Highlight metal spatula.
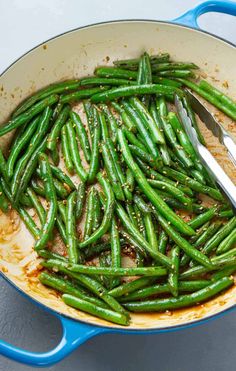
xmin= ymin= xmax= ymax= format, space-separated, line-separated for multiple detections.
xmin=175 ymin=91 xmax=236 ymax=213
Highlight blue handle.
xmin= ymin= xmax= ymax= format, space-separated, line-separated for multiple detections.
xmin=0 ymin=315 xmax=107 ymax=367
xmin=174 ymin=0 xmax=236 ymax=28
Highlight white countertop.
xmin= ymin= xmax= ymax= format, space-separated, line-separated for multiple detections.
xmin=1 ymin=1 xmax=236 ymax=370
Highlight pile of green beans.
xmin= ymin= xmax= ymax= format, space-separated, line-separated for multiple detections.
xmin=0 ymin=51 xmax=235 ymax=326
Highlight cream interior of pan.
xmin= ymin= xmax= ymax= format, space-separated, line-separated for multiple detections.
xmin=0 ymin=21 xmax=236 ymax=330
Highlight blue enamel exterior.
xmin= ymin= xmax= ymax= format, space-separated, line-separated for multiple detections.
xmin=1 ymin=1 xmax=236 ymax=366
xmin=173 ymin=0 xmax=236 ymax=28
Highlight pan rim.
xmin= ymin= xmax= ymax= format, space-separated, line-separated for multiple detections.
xmin=0 ymin=18 xmax=235 ymax=79
xmin=1 ymin=18 xmax=236 ymax=332
xmin=2 ymin=270 xmax=236 ymax=332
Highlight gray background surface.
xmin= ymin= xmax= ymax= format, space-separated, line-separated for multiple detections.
xmin=1 ymin=1 xmax=236 ymax=370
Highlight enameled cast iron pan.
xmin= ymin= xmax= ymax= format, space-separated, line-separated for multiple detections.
xmin=1 ymin=1 xmax=236 ymax=366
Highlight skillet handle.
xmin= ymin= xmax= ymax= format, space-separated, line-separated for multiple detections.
xmin=0 ymin=315 xmax=108 ymax=367
xmin=173 ymin=0 xmax=236 ymax=28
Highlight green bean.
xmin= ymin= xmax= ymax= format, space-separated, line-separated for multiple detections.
xmin=0 ymin=95 xmax=58 ymax=137
xmin=58 ymin=201 xmax=66 ymax=224
xmin=50 ymin=164 xmax=76 ymax=191
xmin=199 ymin=80 xmax=236 ymax=114
xmin=113 ymin=53 xmax=170 ymax=70
xmin=79 ymin=173 xmax=115 ymax=248
xmin=60 ymin=87 xmax=109 ymax=104
xmin=83 ymin=239 xmax=126 ymax=260
xmin=147 ymin=179 xmax=193 ymax=210
xmin=143 ymin=52 xmax=152 ymax=83
xmin=180 ymin=221 xmax=211 ymax=267
xmin=218 ymin=209 xmax=234 ymax=218
xmin=11 ymin=108 xmax=52 ymax=197
xmin=189 ymin=207 xmax=218 ymax=229
xmin=34 ymin=153 xmax=57 ymax=251
xmin=56 ymin=215 xmax=67 ymax=245
xmin=39 ymin=272 xmax=108 ymax=309
xmin=51 ymin=100 xmax=64 ymax=121
xmin=155 ymin=189 xmax=205 ymax=214
xmin=14 ymin=135 xmax=48 ymax=203
xmin=116 ymin=202 xmax=171 ymax=268
xmin=122 ymin=101 xmax=162 ymax=166
xmin=109 ymin=277 xmax=156 ymax=298
xmin=26 ymin=187 xmax=46 ymax=224
xmin=153 ymin=62 xmax=198 ymax=72
xmin=62 ymin=294 xmax=129 ymax=326
xmin=167 ymin=112 xmax=196 ymax=158
xmin=0 ymin=148 xmax=8 ymax=183
xmin=144 ymin=213 xmax=158 ymax=252
xmin=91 ymin=84 xmax=178 ymax=103
xmin=92 ymin=190 xmax=101 ymax=232
xmin=190 ymin=169 xmax=206 ymax=185
xmin=180 ymin=93 xmax=206 ymax=145
xmin=180 ymin=254 xmax=236 ymax=279
xmin=95 ymin=67 xmax=137 ymax=80
xmin=66 ymin=191 xmax=78 ymax=263
xmin=66 ymin=120 xmax=88 ymax=182
xmin=83 ymin=187 xmax=96 ymax=240
xmin=111 ymin=218 xmax=121 ymax=269
xmin=136 ymin=158 xmax=193 ymax=196
xmin=122 ymin=127 xmax=146 ymax=151
xmin=18 ymin=207 xmax=40 ymax=238
xmin=129 ymin=145 xmax=156 ymax=167
xmin=83 ymin=100 xmax=94 ymax=136
xmin=61 ymin=125 xmax=74 ymax=173
xmin=168 ymin=246 xmax=180 ymax=297
xmin=51 ymin=147 xmax=60 ymax=166
xmin=41 ymin=259 xmax=128 ymax=315
xmin=75 ymin=183 xmax=86 ymax=221
xmin=126 ymin=168 xmax=135 ymax=193
xmin=194 ymin=221 xmax=222 ymax=248
xmin=36 ymin=168 xmax=69 ymax=199
xmin=126 ymin=203 xmax=138 ymax=227
xmin=211 ymin=266 xmax=236 ymax=281
xmin=111 ymin=102 xmax=136 ymax=132
xmin=124 ymin=277 xmax=233 ymax=312
xmin=216 ymin=228 xmax=236 ymax=255
xmin=119 ymin=229 xmax=147 ymax=259
xmin=153 ymin=76 xmax=182 ymax=87
xmin=158 ymin=230 xmax=168 ymax=254
xmin=12 ymin=80 xmax=81 ymax=117
xmin=202 ymin=217 xmax=236 ymax=255
xmin=99 ymin=251 xmax=119 ymax=290
xmin=38 ymin=249 xmax=68 ymax=261
xmin=160 ymin=166 xmax=223 ymax=201
xmin=130 ymin=97 xmax=164 ymax=144
xmin=45 ymin=258 xmax=167 ymax=277
xmin=101 ymin=142 xmax=125 ymax=201
xmin=137 ymin=55 xmax=145 ymax=85
xmin=79 ymin=77 xmax=137 ymax=86
xmin=157 ymin=98 xmax=194 ymax=168
xmin=106 ymin=139 xmax=132 ymax=201
xmin=156 ymin=213 xmax=212 ymax=268
xmin=133 ymin=204 xmax=147 ymax=239
xmin=157 ymin=70 xmax=195 ymax=78
xmin=0 ymin=184 xmax=9 ymax=213
xmin=47 ymin=105 xmax=70 ymax=152
xmin=149 ymin=100 xmax=171 ymax=165
xmin=88 ymin=109 xmax=101 ymax=183
xmin=6 ymin=118 xmax=38 ymax=179
xmin=118 ymin=129 xmax=195 ymax=236
xmin=100 ymin=104 xmax=119 ymax=143
xmin=69 ymin=110 xmax=91 ymax=163
xmin=178 ymin=79 xmax=236 ymax=121
xmin=181 ymin=221 xmax=222 ymax=268
xmin=120 ymin=280 xmax=214 ymax=302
